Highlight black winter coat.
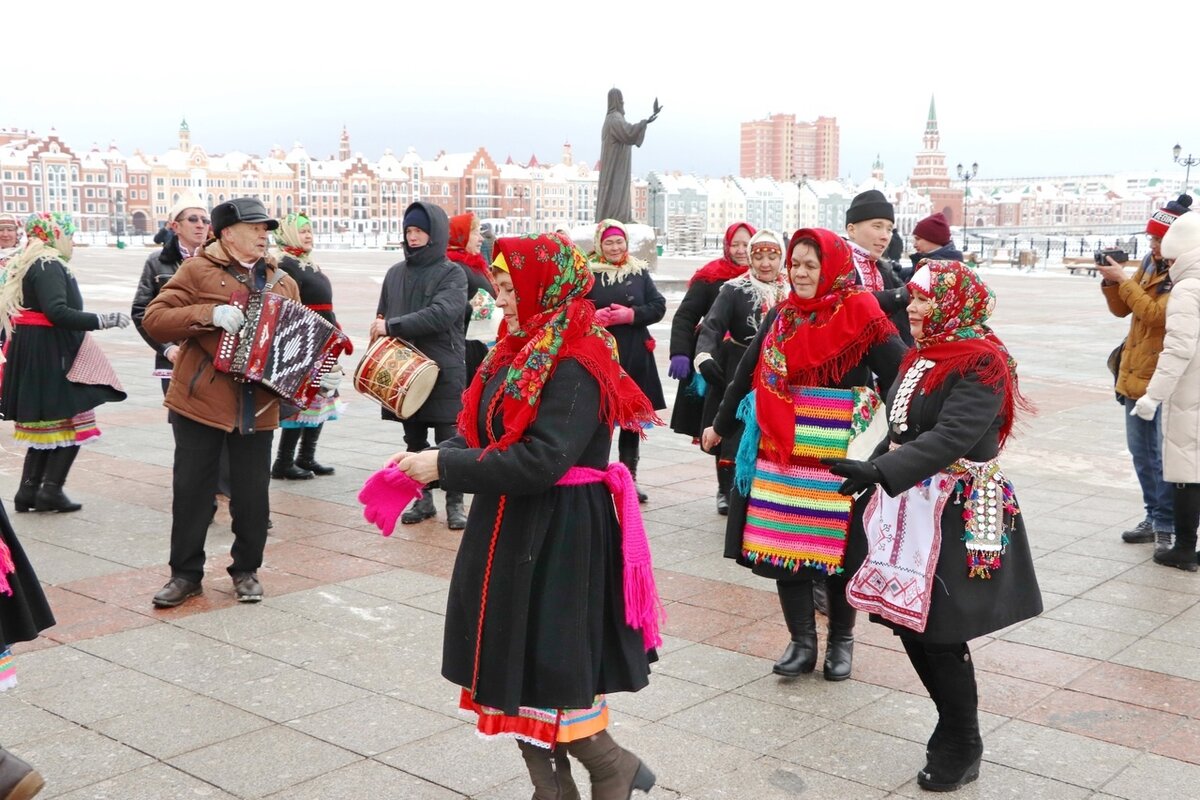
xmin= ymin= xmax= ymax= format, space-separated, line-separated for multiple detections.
xmin=668 ymin=277 xmax=723 ymax=437
xmin=870 ymin=364 xmax=1043 ymax=643
xmin=131 ymin=234 xmax=185 ymax=373
xmin=1 ymin=257 xmax=126 ymax=424
xmin=277 ymin=255 xmax=337 ymax=326
xmin=586 ymin=268 xmax=666 ymax=410
xmin=713 ymin=306 xmax=907 ymax=580
xmin=376 ymin=202 xmax=468 ymax=425
xmin=437 ymin=359 xmax=654 ymax=712
xmin=903 ymin=242 xmax=965 ymax=282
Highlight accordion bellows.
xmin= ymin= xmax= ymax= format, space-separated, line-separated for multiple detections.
xmin=214 ymin=290 xmax=351 ymax=409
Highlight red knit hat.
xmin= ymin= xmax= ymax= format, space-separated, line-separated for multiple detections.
xmin=1147 ymin=194 xmax=1193 ymax=238
xmin=913 ymin=212 xmax=951 ymax=246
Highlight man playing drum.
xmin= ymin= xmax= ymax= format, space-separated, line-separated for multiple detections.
xmin=371 ymin=202 xmax=468 ymax=529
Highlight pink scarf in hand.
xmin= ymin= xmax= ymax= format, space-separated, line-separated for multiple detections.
xmin=358 ymin=466 xmax=425 ymax=537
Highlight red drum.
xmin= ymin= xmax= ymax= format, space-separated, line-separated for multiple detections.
xmin=214 ymin=290 xmax=351 ymax=409
xmin=353 ymin=336 xmax=439 ymax=420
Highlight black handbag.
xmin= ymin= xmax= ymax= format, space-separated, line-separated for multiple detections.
xmin=1107 ymin=340 xmax=1125 ymax=404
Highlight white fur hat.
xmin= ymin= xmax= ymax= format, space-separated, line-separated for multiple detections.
xmin=748 ymin=229 xmax=784 ymax=253
xmin=1162 ymin=206 xmax=1200 ymax=261
xmin=167 ymin=191 xmax=207 ymax=223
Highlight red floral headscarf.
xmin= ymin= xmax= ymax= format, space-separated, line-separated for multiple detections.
xmin=446 ymin=212 xmax=490 ymax=279
xmin=903 ymin=259 xmax=1031 ymax=446
xmin=458 ymin=232 xmax=659 ymax=453
xmin=754 ymin=228 xmax=896 ymax=460
xmin=689 ymin=221 xmax=756 ymax=286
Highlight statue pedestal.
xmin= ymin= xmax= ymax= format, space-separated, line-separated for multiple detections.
xmin=565 ymin=223 xmax=658 ymax=269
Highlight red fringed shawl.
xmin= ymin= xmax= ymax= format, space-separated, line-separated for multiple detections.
xmin=754 ymin=228 xmax=896 ymax=460
xmin=458 ymin=233 xmax=659 ymax=453
xmin=689 ymin=221 xmax=756 ymax=286
xmin=904 ymin=259 xmax=1032 ymax=446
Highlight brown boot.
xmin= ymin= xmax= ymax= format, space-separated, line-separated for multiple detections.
xmin=517 ymin=740 xmax=581 ymax=800
xmin=0 ymin=747 xmax=45 ymax=800
xmin=565 ymin=731 xmax=655 ymax=799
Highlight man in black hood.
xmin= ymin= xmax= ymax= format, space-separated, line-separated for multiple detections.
xmin=372 ymin=201 xmax=469 ymax=529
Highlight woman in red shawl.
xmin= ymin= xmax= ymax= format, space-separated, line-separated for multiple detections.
xmin=668 ymin=222 xmax=754 ymax=509
xmin=446 ymin=212 xmax=497 ymax=380
xmin=825 ymin=260 xmax=1042 ymax=792
xmin=394 ymin=233 xmax=660 ymax=800
xmin=702 ymin=228 xmax=905 ymax=683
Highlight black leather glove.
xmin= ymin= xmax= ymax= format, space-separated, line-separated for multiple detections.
xmin=821 ymin=457 xmax=881 ymax=496
xmin=698 ymin=358 xmax=724 ymax=386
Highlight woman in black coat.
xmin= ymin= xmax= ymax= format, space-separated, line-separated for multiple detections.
xmin=372 ymin=201 xmax=468 ymax=529
xmin=0 ymin=213 xmax=128 ymax=514
xmin=693 ymin=229 xmax=786 ymax=514
xmin=825 ymin=259 xmax=1042 ymax=793
xmin=586 ymin=219 xmax=666 ymax=503
xmin=703 ymin=228 xmax=905 ymax=684
xmin=393 ymin=233 xmax=660 ymax=800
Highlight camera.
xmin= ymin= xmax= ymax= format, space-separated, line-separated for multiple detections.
xmin=1094 ymin=248 xmax=1128 ymax=265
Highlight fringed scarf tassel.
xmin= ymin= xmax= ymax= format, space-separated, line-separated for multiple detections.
xmin=734 ymin=390 xmax=759 ymax=496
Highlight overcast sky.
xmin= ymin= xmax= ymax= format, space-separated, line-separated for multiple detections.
xmin=6 ymin=1 xmax=1195 ymax=184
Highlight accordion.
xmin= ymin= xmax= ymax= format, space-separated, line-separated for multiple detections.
xmin=214 ymin=289 xmax=351 ymax=409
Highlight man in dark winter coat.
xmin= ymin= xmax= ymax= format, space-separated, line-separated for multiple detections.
xmin=132 ymin=192 xmax=210 ymax=392
xmin=844 ymin=189 xmax=913 ymax=344
xmin=905 ymin=212 xmax=964 ymax=281
xmin=372 ymin=201 xmax=468 ymax=529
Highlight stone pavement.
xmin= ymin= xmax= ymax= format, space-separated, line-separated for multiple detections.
xmin=3 ymin=246 xmax=1198 ymax=799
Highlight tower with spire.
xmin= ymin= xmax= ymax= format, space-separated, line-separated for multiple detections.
xmin=338 ymin=126 xmax=350 ymax=162
xmin=908 ymin=95 xmax=964 ymax=228
xmin=179 ymin=118 xmax=190 ymax=152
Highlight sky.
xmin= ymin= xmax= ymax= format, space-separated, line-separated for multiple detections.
xmin=5 ymin=1 xmax=1197 ymax=184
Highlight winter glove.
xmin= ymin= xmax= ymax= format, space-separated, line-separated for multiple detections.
xmin=211 ymin=304 xmax=246 ymax=334
xmin=668 ymin=354 xmax=692 ymax=380
xmin=95 ymin=311 xmax=131 ymax=330
xmin=698 ymin=358 xmax=724 ymax=386
xmin=821 ymin=457 xmax=882 ymax=496
xmin=607 ymin=304 xmax=635 ymax=325
xmin=319 ymin=366 xmax=343 ymax=393
xmin=1132 ymin=395 xmax=1160 ymax=421
xmin=593 ymin=307 xmax=614 ymax=327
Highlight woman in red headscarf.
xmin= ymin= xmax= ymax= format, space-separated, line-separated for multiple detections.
xmin=393 ymin=233 xmax=660 ymax=800
xmin=702 ymin=228 xmax=906 ymax=683
xmin=824 ymin=259 xmax=1041 ymax=793
xmin=446 ymin=212 xmax=497 ymax=381
xmin=668 ymin=221 xmax=755 ymax=509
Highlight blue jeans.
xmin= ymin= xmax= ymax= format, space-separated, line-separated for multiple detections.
xmin=1125 ymin=396 xmax=1174 ymax=531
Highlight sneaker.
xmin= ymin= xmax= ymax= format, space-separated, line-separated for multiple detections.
xmin=1121 ymin=519 xmax=1155 ymax=543
xmin=231 ymin=572 xmax=263 ymax=602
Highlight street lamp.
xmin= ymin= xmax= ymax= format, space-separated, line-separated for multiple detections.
xmin=1173 ymin=143 xmax=1198 ymax=192
xmin=956 ymin=161 xmax=978 ymax=250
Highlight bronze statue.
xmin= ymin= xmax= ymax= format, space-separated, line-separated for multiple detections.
xmin=596 ymin=89 xmax=661 ymax=223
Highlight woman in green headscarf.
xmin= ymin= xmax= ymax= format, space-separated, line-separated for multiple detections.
xmin=270 ymin=212 xmax=350 ymax=480
xmin=0 ymin=212 xmax=129 ymax=513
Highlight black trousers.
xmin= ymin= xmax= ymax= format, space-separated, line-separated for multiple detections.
xmin=169 ymin=415 xmax=273 ymax=583
xmin=401 ymin=421 xmax=456 ymax=453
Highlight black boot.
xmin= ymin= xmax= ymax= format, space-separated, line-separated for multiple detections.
xmin=35 ymin=445 xmax=82 ymax=513
xmin=271 ymin=428 xmax=313 ymax=480
xmin=618 ymin=439 xmax=648 ymax=504
xmin=565 ymin=730 xmax=655 ymax=800
xmin=295 ymin=424 xmax=334 ymax=476
xmin=445 ymin=491 xmax=467 ymax=530
xmin=0 ymin=746 xmax=45 ymax=800
xmin=1155 ymin=483 xmax=1200 ymax=572
xmin=517 ymin=740 xmax=582 ymax=800
xmin=14 ymin=449 xmax=48 ymax=513
xmin=902 ymin=638 xmax=945 ymax=763
xmin=401 ymin=489 xmax=437 ymax=524
xmin=774 ymin=580 xmax=818 ymax=677
xmin=716 ymin=461 xmax=732 ymax=516
xmin=823 ymin=577 xmax=856 ymax=681
xmin=918 ymin=644 xmax=984 ymax=792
